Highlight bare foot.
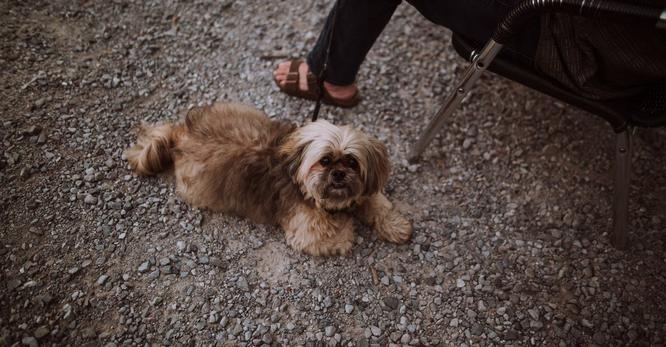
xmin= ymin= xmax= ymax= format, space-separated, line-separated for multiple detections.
xmin=273 ymin=60 xmax=358 ymax=101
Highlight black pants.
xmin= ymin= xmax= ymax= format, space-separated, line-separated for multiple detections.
xmin=307 ymin=0 xmax=540 ymax=86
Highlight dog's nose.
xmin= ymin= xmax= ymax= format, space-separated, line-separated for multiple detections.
xmin=331 ymin=170 xmax=346 ymax=182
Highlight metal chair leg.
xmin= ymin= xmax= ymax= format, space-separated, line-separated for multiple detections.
xmin=408 ymin=40 xmax=504 ymax=163
xmin=612 ymin=130 xmax=631 ymax=249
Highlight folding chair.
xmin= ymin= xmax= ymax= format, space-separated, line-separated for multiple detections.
xmin=408 ymin=0 xmax=666 ymax=249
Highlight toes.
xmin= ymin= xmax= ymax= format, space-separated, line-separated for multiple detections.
xmin=273 ymin=62 xmax=291 ymax=81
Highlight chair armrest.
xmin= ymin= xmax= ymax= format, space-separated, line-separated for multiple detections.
xmin=493 ymin=0 xmax=665 ymax=44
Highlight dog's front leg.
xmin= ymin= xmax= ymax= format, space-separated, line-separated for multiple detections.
xmin=355 ymin=193 xmax=412 ymax=244
xmin=280 ymin=204 xmax=355 ymax=256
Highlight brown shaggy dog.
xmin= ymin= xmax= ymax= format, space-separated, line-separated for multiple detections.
xmin=125 ymin=103 xmax=412 ymax=255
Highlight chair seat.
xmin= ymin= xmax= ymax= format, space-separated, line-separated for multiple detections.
xmin=451 ymin=34 xmax=666 ymax=131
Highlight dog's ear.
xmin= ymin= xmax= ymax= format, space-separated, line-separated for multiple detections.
xmin=279 ymin=135 xmax=309 ymax=184
xmin=362 ymin=137 xmax=390 ymax=196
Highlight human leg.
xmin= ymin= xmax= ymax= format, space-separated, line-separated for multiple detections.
xmin=274 ymin=0 xmax=401 ymax=103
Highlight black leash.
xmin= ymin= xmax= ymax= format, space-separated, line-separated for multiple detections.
xmin=311 ymin=0 xmax=340 ymax=122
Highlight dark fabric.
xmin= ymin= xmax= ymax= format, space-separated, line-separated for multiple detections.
xmin=307 ymin=0 xmax=666 ymax=104
xmin=536 ymin=15 xmax=666 ymax=100
xmin=307 ymin=0 xmax=539 ymax=86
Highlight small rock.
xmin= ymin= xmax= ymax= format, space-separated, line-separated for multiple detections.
xmin=22 ymin=336 xmax=38 ymax=347
xmin=151 ymin=296 xmax=163 ymax=306
xmin=456 ymin=278 xmax=465 ymax=288
xmin=383 ymin=297 xmax=399 ymax=310
xmin=449 ymin=318 xmax=459 ymax=327
xmin=581 ymin=319 xmax=594 ymax=328
xmin=21 ymin=125 xmax=42 ymax=136
xmin=370 ymin=326 xmax=381 ymax=336
xmin=400 ymin=333 xmax=411 ymax=344
xmin=81 ymin=327 xmax=96 ymax=338
xmin=138 ymin=261 xmax=150 ymax=273
xmin=236 ymin=276 xmax=249 ymax=291
xmin=344 ymin=304 xmax=354 ymax=314
xmin=84 ymin=195 xmax=97 ymax=205
xmin=208 ymin=312 xmax=219 ymax=324
xmin=462 ymin=137 xmax=475 ymax=149
xmin=147 ymin=269 xmax=160 ymax=279
xmin=96 ymin=274 xmax=109 ymax=286
xmin=34 ymin=326 xmax=49 ymax=339
xmin=325 ymin=325 xmax=336 ymax=337
xmin=33 ymin=98 xmax=46 ymax=108
xmin=37 ymin=130 xmax=47 ymax=144
xmin=262 ymin=334 xmax=273 ymax=344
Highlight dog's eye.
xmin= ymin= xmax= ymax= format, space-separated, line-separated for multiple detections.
xmin=346 ymin=156 xmax=358 ymax=168
xmin=319 ymin=156 xmax=332 ymax=166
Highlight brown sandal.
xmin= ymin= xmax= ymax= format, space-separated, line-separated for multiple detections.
xmin=274 ymin=59 xmax=361 ymax=109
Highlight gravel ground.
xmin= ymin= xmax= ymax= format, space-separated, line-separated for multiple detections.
xmin=2 ymin=0 xmax=666 ymax=346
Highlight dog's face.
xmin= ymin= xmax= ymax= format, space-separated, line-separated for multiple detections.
xmin=281 ymin=120 xmax=390 ymax=211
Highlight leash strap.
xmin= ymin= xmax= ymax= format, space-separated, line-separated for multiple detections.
xmin=311 ymin=0 xmax=340 ymax=122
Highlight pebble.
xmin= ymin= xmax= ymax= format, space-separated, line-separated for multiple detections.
xmin=383 ymin=297 xmax=399 ymax=310
xmin=96 ymin=274 xmax=109 ymax=286
xmin=456 ymin=278 xmax=465 ymax=288
xmin=22 ymin=337 xmax=38 ymax=347
xmin=325 ymin=325 xmax=336 ymax=337
xmin=345 ymin=304 xmax=354 ymax=314
xmin=34 ymin=326 xmax=49 ymax=339
xmin=84 ymin=194 xmax=97 ymax=205
xmin=370 ymin=326 xmax=381 ymax=336
xmin=401 ymin=333 xmax=411 ymax=344
xmin=138 ymin=261 xmax=150 ymax=273
xmin=236 ymin=276 xmax=249 ymax=291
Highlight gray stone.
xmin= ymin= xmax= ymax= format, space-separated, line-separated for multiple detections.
xmin=34 ymin=326 xmax=49 ymax=339
xmin=370 ymin=326 xmax=381 ymax=336
xmin=84 ymin=194 xmax=97 ymax=205
xmin=22 ymin=336 xmax=38 ymax=347
xmin=138 ymin=261 xmax=150 ymax=273
xmin=345 ymin=304 xmax=354 ymax=314
xmin=236 ymin=276 xmax=249 ymax=291
xmin=96 ymin=274 xmax=109 ymax=286
xmin=383 ymin=297 xmax=399 ymax=310
xmin=456 ymin=278 xmax=465 ymax=288
xmin=325 ymin=325 xmax=336 ymax=337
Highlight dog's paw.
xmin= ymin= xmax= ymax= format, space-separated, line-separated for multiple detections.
xmin=376 ymin=210 xmax=412 ymax=244
xmin=304 ymin=238 xmax=354 ymax=257
xmin=285 ymin=227 xmax=354 ymax=257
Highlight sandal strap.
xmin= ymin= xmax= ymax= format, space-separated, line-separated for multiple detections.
xmin=306 ymin=72 xmax=321 ymax=96
xmin=283 ymin=59 xmax=303 ymax=94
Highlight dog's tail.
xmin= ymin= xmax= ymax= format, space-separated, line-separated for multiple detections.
xmin=125 ymin=123 xmax=177 ymax=176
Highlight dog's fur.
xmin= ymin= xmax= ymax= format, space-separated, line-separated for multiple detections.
xmin=125 ymin=103 xmax=411 ymax=255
